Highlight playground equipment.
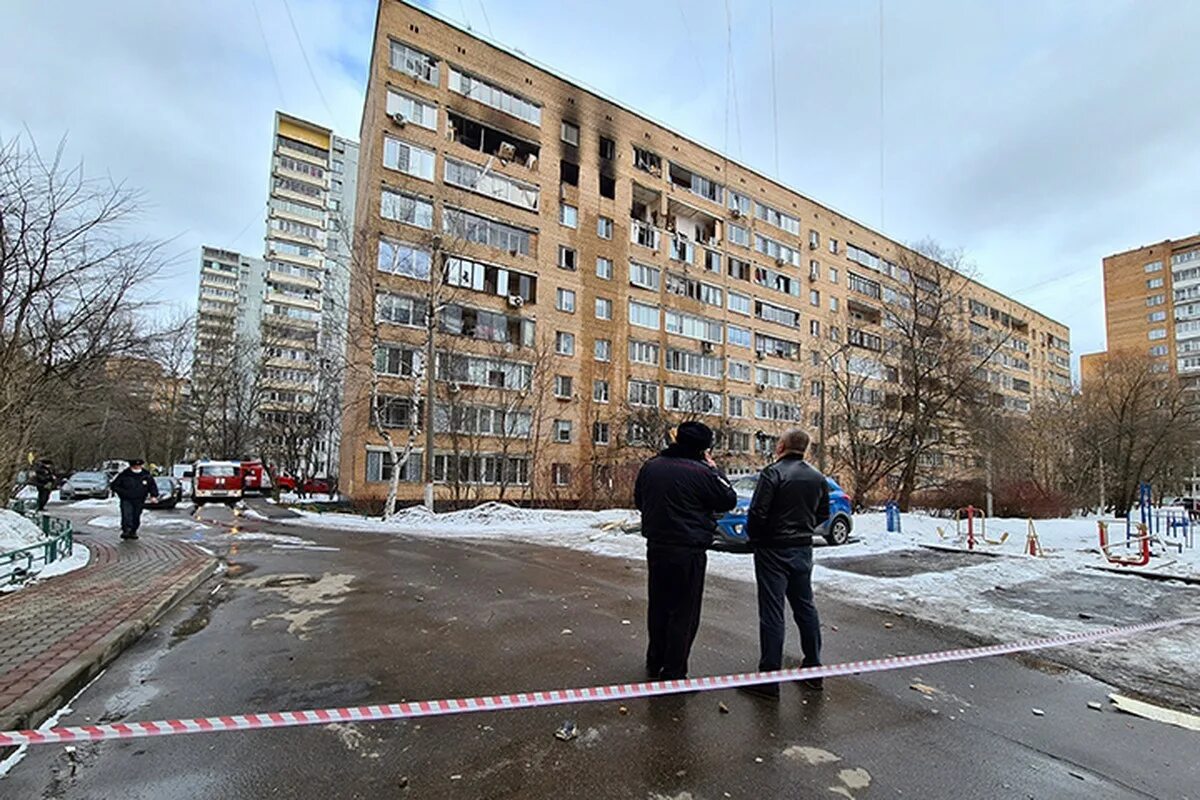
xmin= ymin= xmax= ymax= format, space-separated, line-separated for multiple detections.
xmin=1097 ymin=520 xmax=1152 ymax=567
xmin=1025 ymin=520 xmax=1044 ymax=557
xmin=955 ymin=506 xmax=983 ymax=550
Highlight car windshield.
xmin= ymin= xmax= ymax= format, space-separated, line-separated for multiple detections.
xmin=154 ymin=478 xmax=174 ymax=490
xmin=200 ymin=466 xmax=237 ymax=477
xmin=73 ymin=472 xmax=107 ymax=482
xmin=731 ymin=475 xmax=758 ymax=494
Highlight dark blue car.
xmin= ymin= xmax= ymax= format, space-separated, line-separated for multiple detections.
xmin=714 ymin=474 xmax=854 ymax=551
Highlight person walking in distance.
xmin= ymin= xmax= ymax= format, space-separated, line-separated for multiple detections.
xmin=635 ymin=421 xmax=738 ymax=680
xmin=741 ymin=428 xmax=829 ymax=700
xmin=110 ymin=459 xmax=159 ymax=540
xmin=33 ymin=458 xmax=57 ymax=511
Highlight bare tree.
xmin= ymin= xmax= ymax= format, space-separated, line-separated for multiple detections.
xmin=190 ymin=335 xmax=266 ymax=460
xmin=0 ymin=135 xmax=169 ymax=501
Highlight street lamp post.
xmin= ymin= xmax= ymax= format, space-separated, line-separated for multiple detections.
xmin=423 ymin=237 xmax=442 ymax=512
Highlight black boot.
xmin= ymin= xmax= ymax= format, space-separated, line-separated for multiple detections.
xmin=738 ymin=682 xmax=780 ymax=701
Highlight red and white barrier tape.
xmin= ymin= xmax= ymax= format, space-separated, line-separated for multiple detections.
xmin=3 ymin=615 xmax=1195 ymax=748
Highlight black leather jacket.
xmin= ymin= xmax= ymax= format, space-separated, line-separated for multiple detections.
xmin=635 ymin=448 xmax=739 ymax=549
xmin=111 ymin=469 xmax=160 ymax=503
xmin=745 ymin=455 xmax=830 ymax=548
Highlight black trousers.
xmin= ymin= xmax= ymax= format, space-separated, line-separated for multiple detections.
xmin=119 ymin=498 xmax=144 ymax=534
xmin=645 ymin=544 xmax=707 ymax=680
xmin=36 ymin=487 xmax=50 ymax=511
xmin=754 ymin=546 xmax=821 ymax=673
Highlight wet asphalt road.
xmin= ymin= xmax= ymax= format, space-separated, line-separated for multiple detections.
xmin=3 ymin=505 xmax=1199 ymax=799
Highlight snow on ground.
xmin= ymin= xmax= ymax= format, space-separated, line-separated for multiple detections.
xmin=284 ymin=503 xmax=1200 ymax=708
xmin=85 ymin=515 xmax=209 ymax=532
xmin=13 ymin=486 xmax=60 ymax=503
xmin=2 ymin=509 xmax=91 ymax=591
xmin=272 ymin=492 xmax=339 ymax=504
xmin=71 ymin=497 xmax=118 ymax=509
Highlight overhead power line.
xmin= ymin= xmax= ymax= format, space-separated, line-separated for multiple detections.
xmin=768 ymin=0 xmax=780 ymax=175
xmin=250 ymin=0 xmax=287 ymax=108
xmin=280 ymin=0 xmax=334 ymax=120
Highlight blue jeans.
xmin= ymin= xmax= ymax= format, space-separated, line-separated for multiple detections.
xmin=753 ymin=547 xmax=821 ymax=672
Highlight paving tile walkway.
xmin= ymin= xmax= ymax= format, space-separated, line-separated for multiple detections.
xmin=0 ymin=527 xmax=215 ymax=732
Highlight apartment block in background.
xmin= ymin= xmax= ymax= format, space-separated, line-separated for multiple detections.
xmin=339 ymin=0 xmax=1071 ymax=504
xmin=1083 ymin=234 xmax=1200 ymax=383
xmin=194 ymin=245 xmax=265 ymax=382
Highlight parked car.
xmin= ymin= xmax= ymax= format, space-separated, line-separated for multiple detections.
xmin=59 ymin=471 xmax=112 ymax=501
xmin=144 ymin=477 xmax=183 ymax=510
xmin=302 ymin=478 xmax=331 ymax=495
xmin=192 ymin=461 xmax=244 ymax=506
xmin=274 ymin=473 xmax=297 ymax=492
xmin=99 ymin=459 xmax=129 ymax=480
xmin=172 ymin=462 xmax=195 ymax=496
xmin=714 ymin=473 xmax=854 ymax=551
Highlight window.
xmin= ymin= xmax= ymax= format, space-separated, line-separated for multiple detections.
xmin=558 ymin=246 xmax=577 ymax=270
xmin=444 ymin=256 xmax=538 ymax=303
xmin=560 ymin=160 xmax=579 ymax=186
xmin=668 ymin=162 xmax=724 ymax=203
xmin=376 ymin=292 xmax=423 ymax=327
xmin=448 ymin=67 xmax=541 ymax=126
xmin=1147 ymin=277 xmax=1164 ymax=289
xmin=374 ymin=344 xmax=422 ymax=376
xmin=556 ymin=288 xmax=576 ymax=313
xmin=381 ymin=189 xmax=434 ymax=229
xmin=389 ymin=40 xmax=438 ymax=84
xmin=561 ymin=120 xmax=580 ymax=146
xmin=755 ymin=332 xmax=801 ymax=359
xmin=666 ymin=348 xmax=724 ymax=378
xmin=629 ymin=300 xmax=660 ymax=330
xmin=728 ymin=190 xmax=751 ymax=216
xmin=829 ymin=238 xmax=839 ymax=255
xmin=1150 ymin=345 xmax=1169 ymax=357
xmin=728 ymin=360 xmax=751 ymax=382
xmin=810 ymin=290 xmax=820 ymax=307
xmin=554 ymin=420 xmax=573 ymax=443
xmin=552 ymin=463 xmax=572 ymax=485
xmin=847 ymin=272 xmax=882 ymax=299
xmin=628 ymin=379 xmax=659 ymax=407
xmin=438 ymin=304 xmax=535 ymax=347
xmin=830 ymin=297 xmax=839 ymax=312
xmin=444 ymin=157 xmax=540 ymax=210
xmin=829 ymin=267 xmax=839 ymax=284
xmin=1148 ymin=310 xmax=1167 ymax=322
xmin=728 ymin=257 xmax=750 ymax=281
xmin=599 ymin=173 xmax=616 ymax=199
xmin=727 ymin=324 xmax=752 ymax=348
xmin=756 ymin=366 xmax=803 ymax=391
xmin=599 ymin=136 xmax=615 ymax=160
xmin=727 ymin=397 xmax=747 ymax=419
xmin=727 ymin=224 xmax=750 ymax=247
xmin=386 ymin=88 xmax=438 ymax=130
xmin=383 ymin=137 xmax=436 ymax=180
xmin=1145 ymin=261 xmax=1163 ymax=273
xmin=593 ymin=422 xmax=610 ymax=445
xmin=756 ymin=233 xmax=801 ymax=266
xmin=1149 ymin=328 xmax=1168 ymax=340
xmin=556 ymin=331 xmax=576 ymax=355
xmin=755 ymin=399 xmax=804 ymax=422
xmin=630 ymin=261 xmax=661 ymax=290
xmin=664 ymin=386 xmax=722 ymax=415
xmin=596 ymin=257 xmax=613 ymax=280
xmin=728 ymin=292 xmax=751 ymax=315
xmin=809 ymin=230 xmax=820 ymax=249
xmin=560 ymin=203 xmax=578 ymax=228
xmin=665 ymin=272 xmax=723 ymax=306
xmin=366 ymin=449 xmax=423 ymax=483
xmin=755 ymin=300 xmax=800 ymax=328
xmin=597 ymin=216 xmax=613 ymax=239
xmin=703 ymin=249 xmax=721 ymax=273
xmin=629 ymin=340 xmax=659 ymax=365
xmin=594 ymin=338 xmax=612 ymax=361
xmin=754 ymin=201 xmax=801 ymax=235
xmin=378 ymin=238 xmax=432 ymax=280
xmin=436 ymin=352 xmax=533 ymax=390
xmin=592 ymin=379 xmax=610 ymax=403
xmin=1147 ymin=294 xmax=1166 ymax=307
xmin=552 ymin=375 xmax=575 ymax=400
xmin=595 ymin=297 xmax=613 ymax=320
xmin=442 ymin=207 xmax=531 ymax=255
xmin=665 ymin=309 xmax=723 ymax=343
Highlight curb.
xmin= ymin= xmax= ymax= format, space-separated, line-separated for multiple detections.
xmin=0 ymin=553 xmax=217 ymax=736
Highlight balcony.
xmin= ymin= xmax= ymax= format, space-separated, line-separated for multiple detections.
xmin=630 ymin=220 xmax=661 ymax=251
xmin=847 ymin=298 xmax=883 ymax=325
xmin=669 ymin=235 xmax=694 ymax=265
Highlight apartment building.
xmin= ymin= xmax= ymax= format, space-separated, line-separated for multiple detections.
xmin=193 ymin=114 xmax=359 ymax=475
xmin=1083 ymin=233 xmax=1200 ymax=383
xmin=339 ymin=0 xmax=1071 ymax=503
xmin=194 ymin=245 xmax=265 ymax=379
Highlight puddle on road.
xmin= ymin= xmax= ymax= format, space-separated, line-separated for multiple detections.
xmin=984 ymin=572 xmax=1199 ymax=625
xmin=236 ymin=572 xmax=355 ymax=639
xmin=781 ymin=746 xmax=841 ymax=766
xmin=820 ymin=549 xmax=986 ymax=578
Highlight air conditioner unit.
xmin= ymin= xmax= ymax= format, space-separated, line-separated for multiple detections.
xmin=730 ymin=208 xmax=741 ymax=219
xmin=701 ymin=341 xmax=715 ymax=354
xmin=755 ymin=351 xmax=766 ymax=361
xmin=525 ymin=154 xmax=538 ymax=170
xmin=809 ymin=241 xmax=818 ymax=250
xmin=756 ymin=383 xmax=768 ymax=393
xmin=776 ymin=258 xmax=786 ymax=268
xmin=507 ymin=295 xmax=525 ymax=308
xmin=498 ymin=141 xmax=517 ymax=161
xmin=390 ymin=112 xmax=407 ymax=127
xmin=449 ymin=382 xmax=462 ymax=394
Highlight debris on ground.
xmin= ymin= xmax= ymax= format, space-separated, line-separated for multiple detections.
xmin=910 ymin=683 xmax=939 ymax=697
xmin=1031 ymin=708 xmax=1045 ymax=716
xmin=1087 ymin=702 xmax=1103 ymax=711
xmin=554 ymin=721 xmax=578 ymax=741
xmin=561 ymin=628 xmax=573 ymax=636
xmin=718 ymin=702 xmax=730 ymax=714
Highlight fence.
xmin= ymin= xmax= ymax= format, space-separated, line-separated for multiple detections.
xmin=2 ymin=499 xmax=75 ymax=587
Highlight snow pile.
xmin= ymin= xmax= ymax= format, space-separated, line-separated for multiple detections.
xmin=0 ymin=509 xmax=46 ymax=552
xmin=71 ymin=497 xmax=118 ymax=509
xmin=286 ymin=502 xmax=637 ymax=538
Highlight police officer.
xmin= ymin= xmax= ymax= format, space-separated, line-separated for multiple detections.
xmin=635 ymin=421 xmax=738 ymax=680
xmin=110 ymin=459 xmax=159 ymax=540
xmin=33 ymin=458 xmax=57 ymax=511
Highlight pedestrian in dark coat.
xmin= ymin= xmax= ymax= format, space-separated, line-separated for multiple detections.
xmin=33 ymin=459 xmax=57 ymax=511
xmin=110 ymin=459 xmax=159 ymax=540
xmin=740 ymin=428 xmax=830 ymax=700
xmin=634 ymin=421 xmax=738 ymax=680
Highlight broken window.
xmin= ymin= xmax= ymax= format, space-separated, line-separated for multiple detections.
xmin=599 ymin=136 xmax=615 ymax=160
xmin=560 ymin=160 xmax=579 ymax=186
xmin=599 ymin=173 xmax=616 ymax=199
xmin=446 ymin=111 xmax=540 ymax=168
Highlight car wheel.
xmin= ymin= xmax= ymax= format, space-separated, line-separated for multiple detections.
xmin=825 ymin=517 xmax=851 ymax=546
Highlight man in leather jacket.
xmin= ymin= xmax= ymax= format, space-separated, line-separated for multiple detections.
xmin=742 ymin=428 xmax=829 ymax=699
xmin=635 ymin=421 xmax=738 ymax=680
xmin=110 ymin=459 xmax=160 ymax=540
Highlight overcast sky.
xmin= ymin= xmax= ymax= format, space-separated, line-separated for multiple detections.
xmin=4 ymin=0 xmax=1198 ymax=368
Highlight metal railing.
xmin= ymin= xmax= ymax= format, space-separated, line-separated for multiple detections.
xmin=3 ymin=500 xmax=75 ymax=587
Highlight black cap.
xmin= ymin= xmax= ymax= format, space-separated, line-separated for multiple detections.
xmin=129 ymin=459 xmax=145 ymax=466
xmin=674 ymin=421 xmax=714 ymax=455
